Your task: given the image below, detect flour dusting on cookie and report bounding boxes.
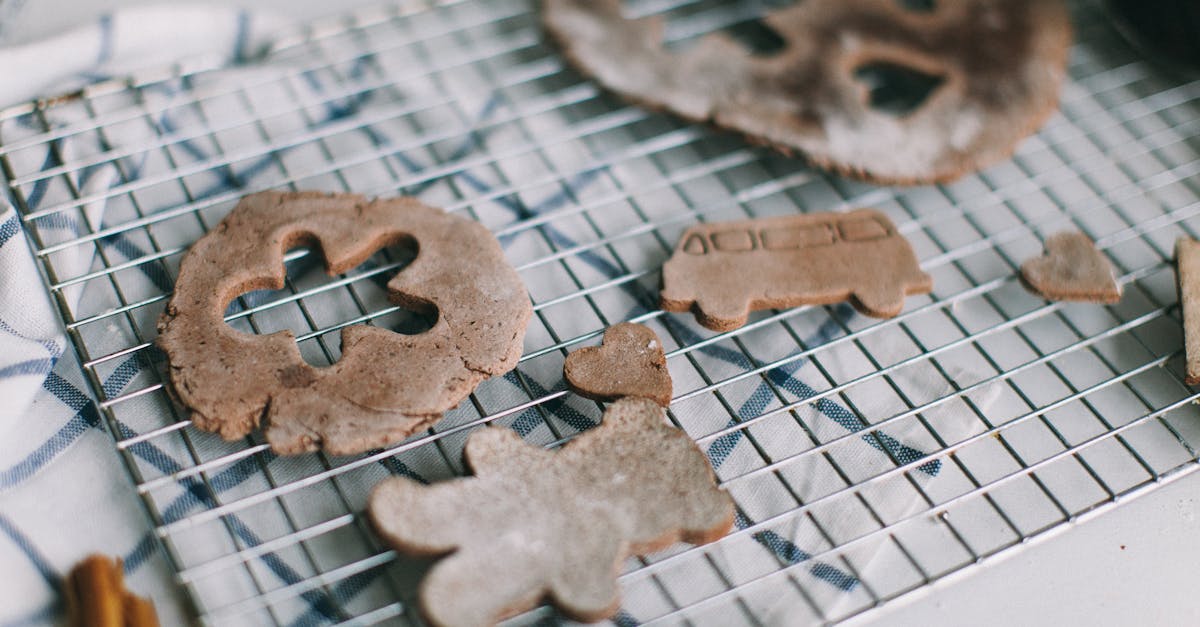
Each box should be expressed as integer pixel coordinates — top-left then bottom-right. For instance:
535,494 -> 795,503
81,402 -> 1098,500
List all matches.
543,0 -> 1072,184
368,398 -> 734,627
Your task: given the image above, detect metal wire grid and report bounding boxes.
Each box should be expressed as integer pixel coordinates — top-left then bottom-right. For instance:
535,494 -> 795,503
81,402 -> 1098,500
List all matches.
3,0 -> 1200,624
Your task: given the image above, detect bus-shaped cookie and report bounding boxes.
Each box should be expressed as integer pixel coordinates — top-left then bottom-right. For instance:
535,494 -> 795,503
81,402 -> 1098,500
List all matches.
660,209 -> 932,331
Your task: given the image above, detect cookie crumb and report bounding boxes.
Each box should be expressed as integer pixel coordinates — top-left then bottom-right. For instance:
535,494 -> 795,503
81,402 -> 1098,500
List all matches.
368,398 -> 733,627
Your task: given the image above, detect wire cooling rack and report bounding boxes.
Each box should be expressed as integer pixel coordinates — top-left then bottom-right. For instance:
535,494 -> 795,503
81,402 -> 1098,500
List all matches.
3,0 -> 1200,624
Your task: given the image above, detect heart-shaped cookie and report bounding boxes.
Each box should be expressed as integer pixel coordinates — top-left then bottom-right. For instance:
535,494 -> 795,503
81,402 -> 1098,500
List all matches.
1020,232 -> 1121,303
368,398 -> 732,627
564,322 -> 672,406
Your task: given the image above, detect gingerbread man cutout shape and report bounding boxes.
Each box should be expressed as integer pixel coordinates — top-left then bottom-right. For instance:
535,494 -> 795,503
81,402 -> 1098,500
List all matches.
368,398 -> 734,626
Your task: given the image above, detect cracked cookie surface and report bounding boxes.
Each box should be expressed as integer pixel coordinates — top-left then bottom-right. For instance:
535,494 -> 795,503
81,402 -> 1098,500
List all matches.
543,0 -> 1071,184
156,191 -> 531,455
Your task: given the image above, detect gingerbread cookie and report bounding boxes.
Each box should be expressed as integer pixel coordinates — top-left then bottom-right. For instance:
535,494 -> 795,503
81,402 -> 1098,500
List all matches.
1020,232 -> 1122,303
543,0 -> 1071,184
660,209 -> 932,331
1177,238 -> 1200,385
368,397 -> 734,627
66,555 -> 159,627
563,322 -> 672,407
156,191 -> 532,455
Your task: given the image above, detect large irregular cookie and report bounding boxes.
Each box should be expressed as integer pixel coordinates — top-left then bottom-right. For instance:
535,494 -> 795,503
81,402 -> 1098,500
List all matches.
543,0 -> 1071,184
1020,231 -> 1121,303
1177,238 -> 1200,385
563,322 -> 672,406
157,191 -> 532,455
369,398 -> 734,627
660,209 -> 932,331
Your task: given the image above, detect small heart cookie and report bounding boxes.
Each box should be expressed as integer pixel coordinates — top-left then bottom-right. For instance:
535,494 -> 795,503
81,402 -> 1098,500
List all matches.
1020,232 -> 1121,303
564,322 -> 672,406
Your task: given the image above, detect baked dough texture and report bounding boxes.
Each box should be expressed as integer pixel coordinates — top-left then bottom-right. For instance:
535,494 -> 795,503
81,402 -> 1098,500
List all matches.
660,209 -> 933,331
564,322 -> 672,407
156,191 -> 532,455
1020,231 -> 1121,303
369,398 -> 734,626
543,0 -> 1071,184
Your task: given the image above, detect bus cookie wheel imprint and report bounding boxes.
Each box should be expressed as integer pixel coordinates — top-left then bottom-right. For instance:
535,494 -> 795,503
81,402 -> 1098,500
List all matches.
660,209 -> 933,332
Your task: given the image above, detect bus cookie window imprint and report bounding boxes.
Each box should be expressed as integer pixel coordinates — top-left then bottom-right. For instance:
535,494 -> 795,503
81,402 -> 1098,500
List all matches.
660,209 -> 933,332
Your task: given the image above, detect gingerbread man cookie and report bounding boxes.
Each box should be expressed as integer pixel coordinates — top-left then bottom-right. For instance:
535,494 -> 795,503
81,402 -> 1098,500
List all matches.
368,398 -> 734,626
156,191 -> 532,455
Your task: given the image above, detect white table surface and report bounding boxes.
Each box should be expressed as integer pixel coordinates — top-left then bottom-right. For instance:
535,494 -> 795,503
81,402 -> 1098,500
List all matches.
857,469 -> 1200,627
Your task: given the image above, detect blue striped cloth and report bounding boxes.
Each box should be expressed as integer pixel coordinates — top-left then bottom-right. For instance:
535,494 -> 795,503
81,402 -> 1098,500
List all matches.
0,7 -> 280,625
